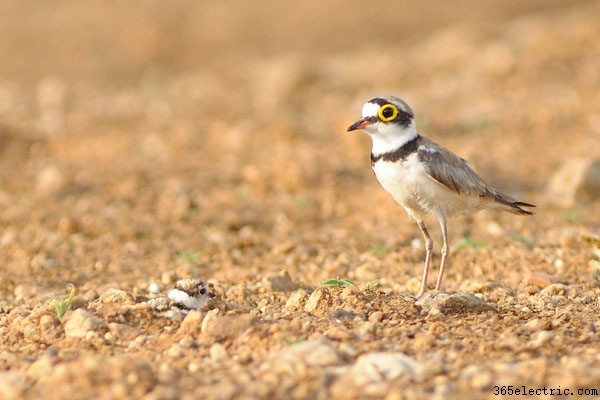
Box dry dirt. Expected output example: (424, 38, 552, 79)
(1, 1, 600, 399)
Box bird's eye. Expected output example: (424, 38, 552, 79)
(378, 104, 398, 122)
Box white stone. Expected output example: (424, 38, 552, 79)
(148, 282, 160, 294)
(531, 330, 553, 348)
(348, 352, 424, 384)
(264, 340, 341, 375)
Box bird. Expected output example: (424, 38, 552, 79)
(347, 96, 535, 298)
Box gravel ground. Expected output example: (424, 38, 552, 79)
(1, 1, 599, 399)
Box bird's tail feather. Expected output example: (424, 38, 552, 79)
(501, 199, 535, 215)
(492, 193, 535, 215)
(508, 201, 535, 215)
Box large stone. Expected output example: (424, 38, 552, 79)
(460, 364, 494, 390)
(39, 313, 63, 342)
(416, 292, 497, 315)
(331, 352, 424, 397)
(201, 311, 254, 341)
(304, 287, 333, 315)
(64, 309, 107, 338)
(177, 310, 205, 336)
(547, 158, 600, 206)
(32, 354, 156, 398)
(261, 271, 298, 292)
(262, 340, 342, 375)
(350, 352, 424, 384)
(0, 371, 27, 400)
(285, 290, 308, 311)
(92, 289, 137, 319)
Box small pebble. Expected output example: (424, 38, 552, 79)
(148, 283, 160, 294)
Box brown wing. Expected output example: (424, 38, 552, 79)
(416, 137, 535, 214)
(416, 137, 509, 201)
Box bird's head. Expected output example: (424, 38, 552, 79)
(347, 96, 415, 136)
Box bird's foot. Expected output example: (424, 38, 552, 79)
(412, 290, 427, 300)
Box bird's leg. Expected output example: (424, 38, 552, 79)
(416, 220, 433, 298)
(435, 215, 449, 291)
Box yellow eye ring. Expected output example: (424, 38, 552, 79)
(378, 104, 398, 122)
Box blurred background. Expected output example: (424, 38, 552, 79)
(0, 0, 598, 293)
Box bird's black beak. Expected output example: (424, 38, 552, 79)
(347, 117, 374, 132)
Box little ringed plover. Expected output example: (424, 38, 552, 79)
(347, 96, 535, 298)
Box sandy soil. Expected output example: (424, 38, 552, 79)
(1, 1, 599, 399)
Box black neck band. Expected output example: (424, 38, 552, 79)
(371, 135, 420, 165)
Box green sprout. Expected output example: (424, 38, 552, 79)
(283, 334, 307, 345)
(233, 186, 250, 201)
(452, 236, 487, 252)
(52, 284, 76, 319)
(372, 243, 388, 258)
(322, 277, 356, 288)
(177, 251, 201, 265)
(564, 210, 580, 224)
(296, 196, 312, 212)
(361, 280, 381, 291)
(509, 232, 534, 246)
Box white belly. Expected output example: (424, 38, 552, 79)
(372, 154, 483, 219)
